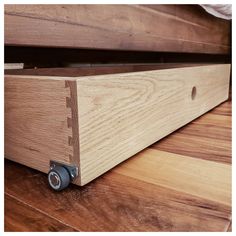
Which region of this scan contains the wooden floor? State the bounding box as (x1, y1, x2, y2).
(4, 99, 232, 232)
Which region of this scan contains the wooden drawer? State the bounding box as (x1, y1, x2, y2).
(5, 64, 230, 187)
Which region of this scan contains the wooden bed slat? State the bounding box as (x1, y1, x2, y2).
(4, 5, 231, 54)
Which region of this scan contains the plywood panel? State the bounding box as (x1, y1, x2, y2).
(77, 64, 230, 185)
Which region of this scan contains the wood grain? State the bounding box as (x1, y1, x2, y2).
(193, 112, 231, 127)
(151, 108, 232, 164)
(152, 134, 231, 164)
(211, 100, 232, 116)
(4, 160, 231, 232)
(179, 117, 231, 141)
(4, 76, 73, 173)
(4, 194, 76, 232)
(152, 86, 232, 163)
(5, 64, 231, 185)
(4, 5, 231, 54)
(4, 99, 231, 231)
(77, 64, 230, 185)
(114, 148, 231, 206)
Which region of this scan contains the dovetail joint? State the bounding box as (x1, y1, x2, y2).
(65, 81, 74, 162)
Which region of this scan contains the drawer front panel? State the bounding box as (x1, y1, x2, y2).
(4, 76, 74, 173)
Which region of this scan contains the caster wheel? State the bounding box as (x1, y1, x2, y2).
(48, 166, 71, 191)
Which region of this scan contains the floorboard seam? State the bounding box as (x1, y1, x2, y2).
(5, 192, 80, 232)
(150, 147, 232, 165)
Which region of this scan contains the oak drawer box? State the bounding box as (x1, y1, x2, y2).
(5, 64, 230, 188)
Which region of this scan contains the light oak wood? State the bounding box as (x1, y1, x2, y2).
(4, 77, 74, 173)
(77, 64, 230, 185)
(4, 5, 231, 54)
(4, 64, 230, 185)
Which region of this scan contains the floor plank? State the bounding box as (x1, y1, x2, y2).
(4, 160, 231, 232)
(151, 102, 231, 164)
(192, 112, 231, 128)
(174, 122, 231, 141)
(211, 100, 231, 116)
(152, 132, 231, 164)
(114, 148, 231, 206)
(4, 193, 77, 232)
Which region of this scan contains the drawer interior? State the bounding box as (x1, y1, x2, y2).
(5, 63, 213, 78)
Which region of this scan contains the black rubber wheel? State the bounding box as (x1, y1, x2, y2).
(48, 166, 71, 191)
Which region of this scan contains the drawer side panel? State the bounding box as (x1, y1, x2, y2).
(77, 64, 230, 185)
